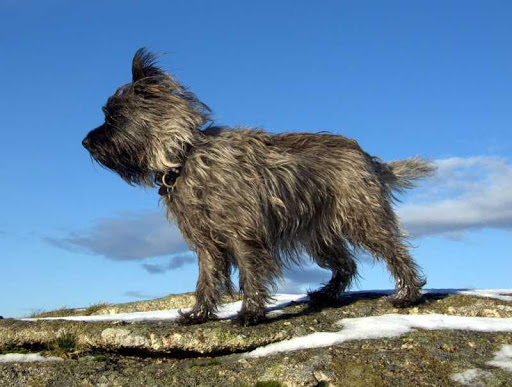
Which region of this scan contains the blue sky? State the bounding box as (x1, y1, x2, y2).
(1, 1, 511, 318)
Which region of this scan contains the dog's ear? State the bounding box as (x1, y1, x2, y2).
(132, 48, 166, 83)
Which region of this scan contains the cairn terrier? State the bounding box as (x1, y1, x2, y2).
(83, 48, 435, 326)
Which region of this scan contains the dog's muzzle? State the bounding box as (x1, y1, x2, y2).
(82, 137, 91, 150)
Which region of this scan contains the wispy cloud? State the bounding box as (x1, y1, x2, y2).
(46, 211, 189, 261)
(400, 156, 512, 238)
(277, 265, 331, 293)
(122, 290, 160, 300)
(142, 253, 196, 274)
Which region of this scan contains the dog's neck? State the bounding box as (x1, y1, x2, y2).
(155, 126, 224, 196)
(156, 167, 182, 196)
(155, 143, 192, 196)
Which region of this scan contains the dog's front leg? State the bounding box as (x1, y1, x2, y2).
(232, 240, 276, 326)
(177, 245, 224, 324)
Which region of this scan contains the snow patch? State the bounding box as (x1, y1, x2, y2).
(451, 369, 491, 384)
(487, 345, 512, 372)
(0, 353, 63, 363)
(23, 294, 307, 322)
(244, 314, 512, 358)
(459, 289, 512, 302)
(21, 289, 511, 323)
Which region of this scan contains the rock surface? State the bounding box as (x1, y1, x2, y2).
(1, 291, 511, 386)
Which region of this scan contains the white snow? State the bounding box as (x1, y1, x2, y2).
(244, 314, 512, 358)
(423, 288, 512, 302)
(458, 289, 512, 302)
(487, 345, 512, 372)
(16, 288, 512, 364)
(23, 294, 307, 322)
(0, 353, 63, 363)
(21, 289, 511, 324)
(450, 369, 491, 384)
(266, 309, 285, 317)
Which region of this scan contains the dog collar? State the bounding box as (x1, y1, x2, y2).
(156, 167, 182, 196)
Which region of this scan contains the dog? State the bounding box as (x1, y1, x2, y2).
(82, 48, 435, 326)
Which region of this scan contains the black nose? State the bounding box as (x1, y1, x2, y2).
(82, 137, 90, 149)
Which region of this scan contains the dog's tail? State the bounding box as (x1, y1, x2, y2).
(379, 157, 436, 192)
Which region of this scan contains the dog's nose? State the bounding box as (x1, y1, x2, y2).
(82, 137, 90, 149)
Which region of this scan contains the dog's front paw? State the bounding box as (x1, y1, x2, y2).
(389, 296, 423, 308)
(176, 309, 216, 325)
(387, 288, 423, 308)
(307, 289, 340, 308)
(234, 310, 267, 326)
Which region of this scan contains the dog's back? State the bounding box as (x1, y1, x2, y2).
(170, 128, 426, 255)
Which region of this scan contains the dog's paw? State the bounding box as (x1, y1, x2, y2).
(234, 310, 267, 327)
(307, 289, 340, 308)
(387, 294, 423, 308)
(176, 309, 216, 325)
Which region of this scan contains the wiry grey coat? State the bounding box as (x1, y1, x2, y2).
(83, 49, 435, 325)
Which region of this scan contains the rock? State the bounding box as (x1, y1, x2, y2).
(482, 308, 501, 318)
(313, 370, 331, 382)
(0, 291, 511, 386)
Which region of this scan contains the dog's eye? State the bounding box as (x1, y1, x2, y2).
(102, 107, 110, 120)
(102, 107, 116, 124)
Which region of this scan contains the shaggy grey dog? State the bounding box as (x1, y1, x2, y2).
(83, 48, 435, 326)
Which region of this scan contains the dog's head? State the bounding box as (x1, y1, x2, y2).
(82, 48, 210, 186)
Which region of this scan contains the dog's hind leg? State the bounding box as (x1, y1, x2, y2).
(355, 207, 426, 307)
(306, 238, 358, 306)
(177, 243, 228, 324)
(382, 238, 426, 307)
(231, 239, 280, 326)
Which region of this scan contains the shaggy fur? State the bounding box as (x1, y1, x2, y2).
(83, 48, 436, 326)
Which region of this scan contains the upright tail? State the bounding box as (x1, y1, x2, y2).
(380, 157, 437, 192)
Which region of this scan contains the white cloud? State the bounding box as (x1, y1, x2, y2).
(122, 290, 160, 300)
(399, 156, 512, 238)
(46, 211, 189, 262)
(142, 253, 196, 273)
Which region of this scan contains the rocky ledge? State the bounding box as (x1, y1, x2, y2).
(1, 290, 511, 386)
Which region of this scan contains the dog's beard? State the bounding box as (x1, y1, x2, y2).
(85, 135, 154, 186)
(91, 152, 150, 186)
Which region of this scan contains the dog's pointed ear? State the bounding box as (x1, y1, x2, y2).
(132, 48, 165, 83)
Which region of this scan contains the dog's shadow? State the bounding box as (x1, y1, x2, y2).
(262, 291, 453, 324)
